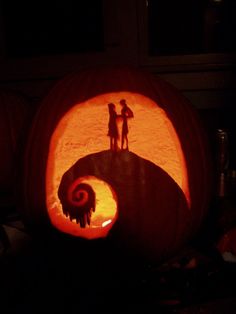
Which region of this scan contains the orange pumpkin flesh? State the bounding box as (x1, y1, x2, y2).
(46, 92, 189, 239)
(23, 67, 212, 261)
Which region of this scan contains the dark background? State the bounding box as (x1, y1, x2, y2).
(1, 1, 104, 57)
(0, 1, 236, 313)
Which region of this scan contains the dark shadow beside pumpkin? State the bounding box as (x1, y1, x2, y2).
(58, 150, 190, 262)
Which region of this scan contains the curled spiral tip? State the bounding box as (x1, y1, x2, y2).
(59, 179, 96, 228)
(69, 188, 89, 207)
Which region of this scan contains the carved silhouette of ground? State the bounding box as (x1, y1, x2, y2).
(58, 150, 190, 260)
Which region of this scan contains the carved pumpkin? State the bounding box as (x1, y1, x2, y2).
(0, 89, 31, 211)
(22, 67, 212, 261)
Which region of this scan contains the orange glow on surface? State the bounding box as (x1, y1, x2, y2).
(46, 92, 190, 238)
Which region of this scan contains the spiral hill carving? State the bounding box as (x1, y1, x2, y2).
(58, 180, 96, 228)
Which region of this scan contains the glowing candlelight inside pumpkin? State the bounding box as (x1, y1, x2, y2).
(46, 92, 189, 238)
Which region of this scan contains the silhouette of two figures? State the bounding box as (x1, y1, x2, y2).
(108, 99, 134, 151)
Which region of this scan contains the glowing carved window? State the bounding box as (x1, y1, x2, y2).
(46, 92, 189, 239)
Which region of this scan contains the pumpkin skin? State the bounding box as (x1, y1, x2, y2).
(0, 89, 31, 212)
(22, 67, 212, 262)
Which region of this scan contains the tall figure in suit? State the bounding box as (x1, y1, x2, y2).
(120, 99, 134, 150)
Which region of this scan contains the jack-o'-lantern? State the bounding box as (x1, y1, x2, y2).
(22, 67, 212, 261)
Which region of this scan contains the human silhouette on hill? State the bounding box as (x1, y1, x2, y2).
(120, 99, 134, 150)
(107, 103, 119, 151)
